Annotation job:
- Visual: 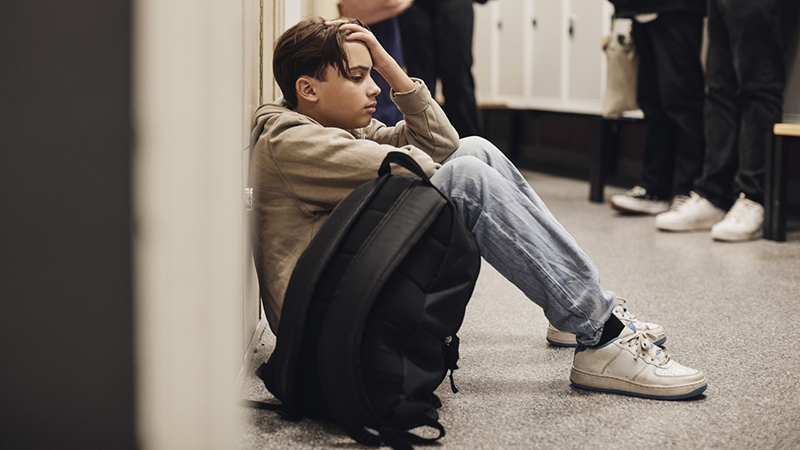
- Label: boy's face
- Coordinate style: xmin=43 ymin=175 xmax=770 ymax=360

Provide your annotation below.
xmin=304 ymin=41 xmax=381 ymax=129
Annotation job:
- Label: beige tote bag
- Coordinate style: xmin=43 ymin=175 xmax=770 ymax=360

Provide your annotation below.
xmin=601 ymin=18 xmax=639 ymax=118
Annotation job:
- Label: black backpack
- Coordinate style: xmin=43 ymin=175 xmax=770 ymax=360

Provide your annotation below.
xmin=247 ymin=152 xmax=481 ymax=449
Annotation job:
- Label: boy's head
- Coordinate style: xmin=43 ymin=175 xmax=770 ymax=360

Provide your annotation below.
xmin=273 ymin=17 xmax=381 ymax=129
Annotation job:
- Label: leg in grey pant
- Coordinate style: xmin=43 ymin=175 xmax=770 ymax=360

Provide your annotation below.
xmin=430 ymin=137 xmax=616 ymax=346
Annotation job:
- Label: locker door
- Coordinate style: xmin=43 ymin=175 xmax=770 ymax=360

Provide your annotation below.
xmin=473 ymin=0 xmax=495 ymax=100
xmin=567 ymin=0 xmax=605 ymax=103
xmin=531 ymin=0 xmax=565 ymax=99
xmin=497 ymin=0 xmax=526 ymax=97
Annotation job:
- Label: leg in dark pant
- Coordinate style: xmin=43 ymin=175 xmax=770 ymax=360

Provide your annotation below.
xmin=634 ymin=12 xmax=705 ymax=199
xmin=399 ymin=0 xmax=482 ymax=137
xmin=398 ymin=1 xmax=437 ymax=91
xmin=695 ymin=0 xmax=785 ymax=209
xmin=434 ymin=0 xmax=481 ymax=137
xmin=370 ymin=18 xmax=405 ymax=126
xmin=634 ymin=20 xmax=677 ymax=199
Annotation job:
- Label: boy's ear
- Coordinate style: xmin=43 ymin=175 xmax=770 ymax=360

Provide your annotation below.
xmin=296 ymin=76 xmax=318 ymax=103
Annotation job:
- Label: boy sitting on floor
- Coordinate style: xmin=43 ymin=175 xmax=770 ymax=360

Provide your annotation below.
xmin=250 ymin=17 xmax=707 ymax=400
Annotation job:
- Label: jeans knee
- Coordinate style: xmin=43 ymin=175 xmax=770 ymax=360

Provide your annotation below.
xmin=436 ymin=155 xmax=495 ymax=196
xmin=458 ymin=136 xmax=493 ymax=153
xmin=460 ymin=135 xmax=491 ymax=148
xmin=439 ymin=155 xmax=483 ymax=178
xmin=457 ymin=136 xmax=505 ymax=161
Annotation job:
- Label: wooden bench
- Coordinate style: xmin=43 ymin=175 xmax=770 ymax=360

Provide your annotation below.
xmin=479 ymin=105 xmax=642 ymax=203
xmin=481 ymin=108 xmax=796 ymax=240
xmin=764 ymin=123 xmax=800 ymax=241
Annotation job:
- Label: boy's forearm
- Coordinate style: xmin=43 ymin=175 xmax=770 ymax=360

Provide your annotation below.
xmin=377 ymin=60 xmax=415 ymax=94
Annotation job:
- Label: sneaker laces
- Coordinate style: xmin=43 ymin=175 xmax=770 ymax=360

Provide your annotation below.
xmin=620 ymin=330 xmax=669 ymax=365
xmin=625 ymin=186 xmax=647 ymax=198
xmin=724 ymin=194 xmax=760 ymax=224
xmin=612 ymin=298 xmax=637 ymax=322
xmin=669 ymin=194 xmax=689 ymax=211
xmin=671 ymin=191 xmax=704 ymax=214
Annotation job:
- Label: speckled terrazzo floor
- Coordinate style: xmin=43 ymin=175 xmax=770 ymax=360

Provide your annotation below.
xmin=238 ymin=170 xmax=800 ymax=450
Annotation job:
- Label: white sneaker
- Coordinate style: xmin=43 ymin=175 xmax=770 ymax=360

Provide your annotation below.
xmin=668 ymin=194 xmax=690 ymax=211
xmin=546 ymin=298 xmax=666 ymax=348
xmin=546 ymin=325 xmax=583 ymax=347
xmin=710 ymin=193 xmax=764 ymax=242
xmin=655 ymin=191 xmax=725 ymax=231
xmin=609 ymin=186 xmax=670 ymax=215
xmin=570 ymin=324 xmax=707 ymax=400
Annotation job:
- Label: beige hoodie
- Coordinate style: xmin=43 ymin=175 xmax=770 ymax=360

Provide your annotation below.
xmin=249 ymin=79 xmax=460 ymax=334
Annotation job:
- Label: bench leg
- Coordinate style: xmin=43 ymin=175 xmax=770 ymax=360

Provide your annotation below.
xmin=589 ymin=118 xmax=616 ymax=203
xmin=508 ymin=110 xmax=525 ymax=162
xmin=764 ymin=133 xmax=788 ymax=241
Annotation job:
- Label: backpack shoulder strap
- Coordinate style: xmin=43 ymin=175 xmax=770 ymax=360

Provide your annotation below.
xmin=237 ymin=399 xmax=300 ymax=421
xmin=265 ymin=175 xmax=388 ymax=411
xmin=317 ymin=180 xmax=447 ymax=447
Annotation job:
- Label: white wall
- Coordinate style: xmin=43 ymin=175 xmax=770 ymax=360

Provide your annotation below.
xmin=314 ymin=0 xmax=338 ymax=20
xmin=285 ymin=0 xmax=302 ymax=27
xmin=133 ymin=0 xmax=246 ymax=447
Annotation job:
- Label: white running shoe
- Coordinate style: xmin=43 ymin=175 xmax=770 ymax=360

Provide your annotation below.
xmin=546 ymin=325 xmax=583 ymax=347
xmin=570 ymin=324 xmax=707 ymax=400
xmin=546 ymin=298 xmax=666 ymax=348
xmin=668 ymin=194 xmax=689 ymax=211
xmin=655 ymin=191 xmax=725 ymax=231
xmin=609 ymin=186 xmax=670 ymax=215
xmin=710 ymin=193 xmax=764 ymax=242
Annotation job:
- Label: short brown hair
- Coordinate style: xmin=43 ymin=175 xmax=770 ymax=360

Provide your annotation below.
xmin=273 ymin=17 xmax=367 ymax=109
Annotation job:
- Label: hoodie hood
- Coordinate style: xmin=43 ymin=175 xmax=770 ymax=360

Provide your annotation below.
xmin=249 ymin=97 xmax=366 ymax=153
xmin=249 ymin=97 xmax=294 ymax=153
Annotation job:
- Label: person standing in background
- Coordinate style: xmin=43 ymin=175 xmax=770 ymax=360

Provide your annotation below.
xmin=339 ymin=0 xmax=414 ymax=126
xmin=398 ymin=0 xmax=484 ymax=137
xmin=608 ymin=0 xmax=706 ymax=216
xmin=655 ymin=0 xmax=790 ymax=241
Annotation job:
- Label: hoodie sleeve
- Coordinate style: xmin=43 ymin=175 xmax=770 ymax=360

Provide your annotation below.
xmin=258 ymin=110 xmax=443 ymax=214
xmin=359 ymin=79 xmax=460 ymax=163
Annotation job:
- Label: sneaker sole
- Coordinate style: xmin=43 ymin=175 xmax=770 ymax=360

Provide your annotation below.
xmin=711 ymin=228 xmax=763 ymax=242
xmin=569 ymin=368 xmax=707 ymax=400
xmin=610 ymin=199 xmax=669 ymax=215
xmin=655 ymin=220 xmax=718 ymax=232
xmin=546 ymin=337 xmax=579 ymax=348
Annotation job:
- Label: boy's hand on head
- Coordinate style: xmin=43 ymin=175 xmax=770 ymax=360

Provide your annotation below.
xmin=325 ymin=19 xmax=415 ymax=94
xmin=325 ymin=21 xmax=395 ymax=76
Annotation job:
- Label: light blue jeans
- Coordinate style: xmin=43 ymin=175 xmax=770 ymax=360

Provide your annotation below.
xmin=430 ymin=136 xmax=616 ymax=346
